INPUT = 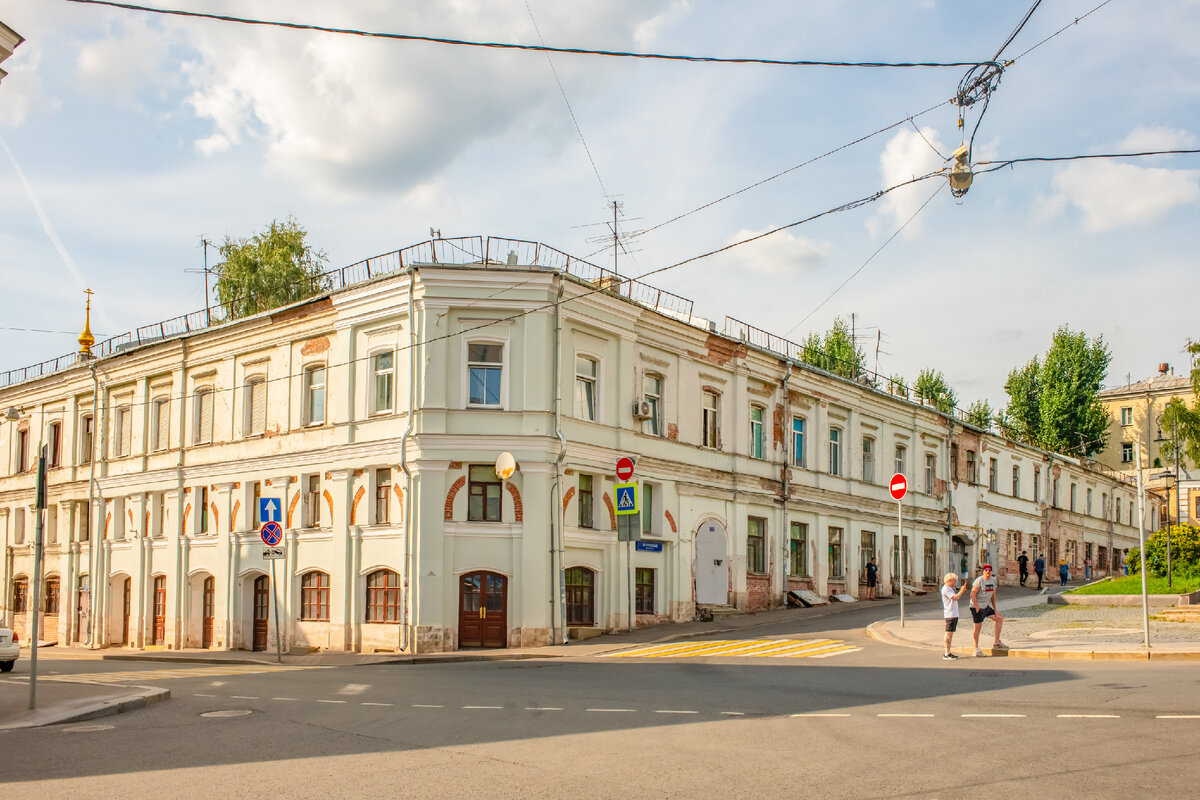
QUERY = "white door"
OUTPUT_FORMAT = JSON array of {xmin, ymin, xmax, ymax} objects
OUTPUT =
[{"xmin": 695, "ymin": 522, "xmax": 729, "ymax": 605}]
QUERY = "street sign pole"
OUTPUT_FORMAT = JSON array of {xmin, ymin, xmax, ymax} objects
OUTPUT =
[
  {"xmin": 628, "ymin": 539, "xmax": 634, "ymax": 633},
  {"xmin": 270, "ymin": 557, "xmax": 283, "ymax": 664},
  {"xmin": 29, "ymin": 446, "xmax": 46, "ymax": 710},
  {"xmin": 898, "ymin": 496, "xmax": 904, "ymax": 628},
  {"xmin": 613, "ymin": 468, "xmax": 640, "ymax": 632},
  {"xmin": 1135, "ymin": 441, "xmax": 1150, "ymax": 649}
]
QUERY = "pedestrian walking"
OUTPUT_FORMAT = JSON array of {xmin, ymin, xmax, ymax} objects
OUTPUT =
[
  {"xmin": 1059, "ymin": 558, "xmax": 1069, "ymax": 586},
  {"xmin": 942, "ymin": 573, "xmax": 967, "ymax": 660},
  {"xmin": 1084, "ymin": 556, "xmax": 1092, "ymax": 582},
  {"xmin": 1017, "ymin": 550, "xmax": 1029, "ymax": 587},
  {"xmin": 970, "ymin": 564, "xmax": 1006, "ymax": 656},
  {"xmin": 1034, "ymin": 554, "xmax": 1045, "ymax": 589},
  {"xmin": 865, "ymin": 557, "xmax": 878, "ymax": 600}
]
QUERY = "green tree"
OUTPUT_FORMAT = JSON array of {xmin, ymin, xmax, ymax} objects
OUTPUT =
[
  {"xmin": 914, "ymin": 368, "xmax": 957, "ymax": 414},
  {"xmin": 964, "ymin": 399, "xmax": 994, "ymax": 429},
  {"xmin": 1157, "ymin": 396, "xmax": 1200, "ymax": 469},
  {"xmin": 215, "ymin": 217, "xmax": 330, "ymax": 320},
  {"xmin": 799, "ymin": 317, "xmax": 866, "ymax": 381},
  {"xmin": 887, "ymin": 373, "xmax": 909, "ymax": 398},
  {"xmin": 1125, "ymin": 524, "xmax": 1200, "ymax": 577},
  {"xmin": 1001, "ymin": 326, "xmax": 1112, "ymax": 457}
]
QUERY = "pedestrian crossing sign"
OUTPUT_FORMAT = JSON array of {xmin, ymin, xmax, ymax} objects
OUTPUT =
[{"xmin": 614, "ymin": 482, "xmax": 639, "ymax": 515}]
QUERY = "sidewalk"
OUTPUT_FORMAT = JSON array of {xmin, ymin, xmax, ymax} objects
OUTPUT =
[
  {"xmin": 0, "ymin": 677, "xmax": 169, "ymax": 730},
  {"xmin": 868, "ymin": 588, "xmax": 1200, "ymax": 661}
]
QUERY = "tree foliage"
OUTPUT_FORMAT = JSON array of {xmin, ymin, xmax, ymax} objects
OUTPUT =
[
  {"xmin": 914, "ymin": 368, "xmax": 957, "ymax": 414},
  {"xmin": 1001, "ymin": 326, "xmax": 1112, "ymax": 458},
  {"xmin": 215, "ymin": 217, "xmax": 330, "ymax": 320},
  {"xmin": 1124, "ymin": 524, "xmax": 1200, "ymax": 577},
  {"xmin": 964, "ymin": 399, "xmax": 994, "ymax": 429},
  {"xmin": 1157, "ymin": 396, "xmax": 1200, "ymax": 469},
  {"xmin": 799, "ymin": 317, "xmax": 866, "ymax": 381}
]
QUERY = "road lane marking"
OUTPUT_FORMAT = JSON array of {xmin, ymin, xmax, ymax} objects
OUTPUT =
[
  {"xmin": 525, "ymin": 707, "xmax": 563, "ymax": 711},
  {"xmin": 802, "ymin": 646, "xmax": 862, "ymax": 659},
  {"xmin": 655, "ymin": 710, "xmax": 699, "ymax": 714},
  {"xmin": 878, "ymin": 713, "xmax": 935, "ymax": 717},
  {"xmin": 791, "ymin": 713, "xmax": 851, "ymax": 717},
  {"xmin": 412, "ymin": 704, "xmax": 443, "ymax": 708},
  {"xmin": 1057, "ymin": 714, "xmax": 1119, "ymax": 718},
  {"xmin": 361, "ymin": 702, "xmax": 393, "ymax": 707},
  {"xmin": 1157, "ymin": 715, "xmax": 1200, "ymax": 719},
  {"xmin": 193, "ymin": 693, "xmax": 216, "ymax": 697},
  {"xmin": 231, "ymin": 695, "xmax": 259, "ymax": 700},
  {"xmin": 44, "ymin": 664, "xmax": 325, "ymax": 684},
  {"xmin": 272, "ymin": 697, "xmax": 296, "ymax": 701},
  {"xmin": 962, "ymin": 714, "xmax": 1026, "ymax": 718},
  {"xmin": 462, "ymin": 706, "xmax": 503, "ymax": 710},
  {"xmin": 587, "ymin": 708, "xmax": 636, "ymax": 712},
  {"xmin": 317, "ymin": 699, "xmax": 347, "ymax": 704},
  {"xmin": 721, "ymin": 712, "xmax": 746, "ymax": 716}
]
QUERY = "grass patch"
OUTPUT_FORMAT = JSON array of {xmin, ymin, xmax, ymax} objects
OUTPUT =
[{"xmin": 1066, "ymin": 574, "xmax": 1200, "ymax": 595}]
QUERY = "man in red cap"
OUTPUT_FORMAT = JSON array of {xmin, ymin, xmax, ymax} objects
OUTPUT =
[{"xmin": 970, "ymin": 563, "xmax": 1006, "ymax": 656}]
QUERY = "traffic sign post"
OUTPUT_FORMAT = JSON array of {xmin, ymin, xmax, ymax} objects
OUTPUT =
[
  {"xmin": 615, "ymin": 466, "xmax": 640, "ymax": 632},
  {"xmin": 259, "ymin": 512, "xmax": 285, "ymax": 663},
  {"xmin": 890, "ymin": 473, "xmax": 907, "ymax": 627}
]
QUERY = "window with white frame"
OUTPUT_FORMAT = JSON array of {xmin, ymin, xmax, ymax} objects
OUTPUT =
[
  {"xmin": 894, "ymin": 444, "xmax": 907, "ymax": 477},
  {"xmin": 989, "ymin": 458, "xmax": 998, "ymax": 492},
  {"xmin": 80, "ymin": 413, "xmax": 94, "ymax": 465},
  {"xmin": 862, "ymin": 437, "xmax": 875, "ymax": 483},
  {"xmin": 197, "ymin": 485, "xmax": 209, "ymax": 534},
  {"xmin": 1035, "ymin": 466, "xmax": 1042, "ymax": 502},
  {"xmin": 828, "ymin": 527, "xmax": 844, "ymax": 579},
  {"xmin": 701, "ymin": 391, "xmax": 720, "ymax": 449},
  {"xmin": 642, "ymin": 482, "xmax": 657, "ymax": 535},
  {"xmin": 47, "ymin": 422, "xmax": 62, "ymax": 468},
  {"xmin": 244, "ymin": 377, "xmax": 266, "ymax": 437},
  {"xmin": 578, "ymin": 474, "xmax": 594, "ymax": 529},
  {"xmin": 925, "ymin": 453, "xmax": 936, "ymax": 494},
  {"xmin": 114, "ymin": 404, "xmax": 132, "ymax": 457},
  {"xmin": 574, "ymin": 355, "xmax": 598, "ymax": 421},
  {"xmin": 1086, "ymin": 488, "xmax": 1093, "ymax": 516},
  {"xmin": 1120, "ymin": 406, "xmax": 1132, "ymax": 426},
  {"xmin": 304, "ymin": 474, "xmax": 322, "ymax": 528},
  {"xmin": 1121, "ymin": 442, "xmax": 1133, "ymax": 463},
  {"xmin": 375, "ymin": 468, "xmax": 391, "ymax": 525},
  {"xmin": 1070, "ymin": 482, "xmax": 1076, "ymax": 512},
  {"xmin": 193, "ymin": 387, "xmax": 214, "ymax": 445},
  {"xmin": 792, "ymin": 417, "xmax": 805, "ymax": 467},
  {"xmin": 966, "ymin": 450, "xmax": 977, "ymax": 484},
  {"xmin": 828, "ymin": 427, "xmax": 841, "ymax": 475},
  {"xmin": 789, "ymin": 522, "xmax": 807, "ymax": 576},
  {"xmin": 1012, "ymin": 465, "xmax": 1020, "ymax": 497},
  {"xmin": 372, "ymin": 351, "xmax": 394, "ymax": 414},
  {"xmin": 467, "ymin": 343, "xmax": 503, "ymax": 407},
  {"xmin": 642, "ymin": 374, "xmax": 662, "ymax": 436},
  {"xmin": 749, "ymin": 405, "xmax": 764, "ymax": 459},
  {"xmin": 152, "ymin": 398, "xmax": 170, "ymax": 451},
  {"xmin": 747, "ymin": 517, "xmax": 766, "ymax": 574},
  {"xmin": 305, "ymin": 366, "xmax": 326, "ymax": 425}
]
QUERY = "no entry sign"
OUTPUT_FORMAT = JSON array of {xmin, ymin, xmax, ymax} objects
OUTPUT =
[
  {"xmin": 616, "ymin": 456, "xmax": 635, "ymax": 482},
  {"xmin": 889, "ymin": 473, "xmax": 907, "ymax": 501}
]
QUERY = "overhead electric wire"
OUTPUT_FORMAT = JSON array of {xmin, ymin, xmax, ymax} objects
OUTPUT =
[
  {"xmin": 1007, "ymin": 0, "xmax": 1115, "ymax": 64},
  {"xmin": 974, "ymin": 148, "xmax": 1200, "ymax": 172},
  {"xmin": 991, "ymin": 0, "xmax": 1044, "ymax": 62},
  {"xmin": 65, "ymin": 0, "xmax": 992, "ymax": 69}
]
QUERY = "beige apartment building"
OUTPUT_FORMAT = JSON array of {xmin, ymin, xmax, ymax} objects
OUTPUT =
[{"xmin": 0, "ymin": 236, "xmax": 1147, "ymax": 654}]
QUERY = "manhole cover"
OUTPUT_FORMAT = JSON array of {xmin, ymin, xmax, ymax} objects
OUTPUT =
[
  {"xmin": 62, "ymin": 724, "xmax": 115, "ymax": 732},
  {"xmin": 201, "ymin": 710, "xmax": 253, "ymax": 718}
]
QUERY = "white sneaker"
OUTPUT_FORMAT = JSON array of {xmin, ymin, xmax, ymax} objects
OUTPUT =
[
  {"xmin": 974, "ymin": 648, "xmax": 985, "ymax": 657},
  {"xmin": 993, "ymin": 640, "xmax": 1009, "ymax": 649}
]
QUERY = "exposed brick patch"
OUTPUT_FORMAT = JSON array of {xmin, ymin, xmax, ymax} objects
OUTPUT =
[
  {"xmin": 322, "ymin": 489, "xmax": 333, "ymax": 522},
  {"xmin": 287, "ymin": 491, "xmax": 301, "ymax": 528},
  {"xmin": 703, "ymin": 333, "xmax": 747, "ymax": 366},
  {"xmin": 667, "ymin": 422, "xmax": 678, "ymax": 441},
  {"xmin": 773, "ymin": 403, "xmax": 785, "ymax": 450},
  {"xmin": 350, "ymin": 485, "xmax": 366, "ymax": 525},
  {"xmin": 448, "ymin": 461, "xmax": 463, "ymax": 470},
  {"xmin": 505, "ymin": 481, "xmax": 523, "ymax": 522},
  {"xmin": 664, "ymin": 509, "xmax": 677, "ymax": 533},
  {"xmin": 562, "ymin": 485, "xmax": 576, "ymax": 513},
  {"xmin": 746, "ymin": 574, "xmax": 771, "ymax": 612},
  {"xmin": 300, "ymin": 336, "xmax": 330, "ymax": 356},
  {"xmin": 183, "ymin": 504, "xmax": 191, "ymax": 531},
  {"xmin": 602, "ymin": 493, "xmax": 616, "ymax": 529},
  {"xmin": 445, "ymin": 475, "xmax": 467, "ymax": 520},
  {"xmin": 231, "ymin": 501, "xmax": 241, "ymax": 530}
]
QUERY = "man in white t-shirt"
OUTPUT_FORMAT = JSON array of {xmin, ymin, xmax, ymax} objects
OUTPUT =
[
  {"xmin": 970, "ymin": 564, "xmax": 1006, "ymax": 656},
  {"xmin": 941, "ymin": 572, "xmax": 967, "ymax": 660}
]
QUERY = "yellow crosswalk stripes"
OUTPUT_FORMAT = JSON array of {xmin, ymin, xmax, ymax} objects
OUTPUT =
[
  {"xmin": 45, "ymin": 664, "xmax": 325, "ymax": 684},
  {"xmin": 602, "ymin": 638, "xmax": 861, "ymax": 660}
]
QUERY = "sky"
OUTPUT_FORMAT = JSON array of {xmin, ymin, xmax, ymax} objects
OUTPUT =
[{"xmin": 0, "ymin": 0, "xmax": 1198, "ymax": 412}]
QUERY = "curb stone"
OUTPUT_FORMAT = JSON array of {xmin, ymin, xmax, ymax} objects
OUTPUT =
[{"xmin": 0, "ymin": 685, "xmax": 171, "ymax": 730}]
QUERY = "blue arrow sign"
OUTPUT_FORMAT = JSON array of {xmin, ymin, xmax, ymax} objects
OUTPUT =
[{"xmin": 259, "ymin": 497, "xmax": 282, "ymax": 524}]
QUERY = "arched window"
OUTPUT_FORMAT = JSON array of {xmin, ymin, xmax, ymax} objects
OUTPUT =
[
  {"xmin": 565, "ymin": 567, "xmax": 595, "ymax": 626},
  {"xmin": 300, "ymin": 571, "xmax": 330, "ymax": 621},
  {"xmin": 43, "ymin": 577, "xmax": 60, "ymax": 614},
  {"xmin": 365, "ymin": 569, "xmax": 401, "ymax": 623},
  {"xmin": 12, "ymin": 577, "xmax": 29, "ymax": 613}
]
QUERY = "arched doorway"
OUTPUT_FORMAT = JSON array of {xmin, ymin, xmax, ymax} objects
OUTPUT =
[
  {"xmin": 252, "ymin": 576, "xmax": 270, "ymax": 651},
  {"xmin": 151, "ymin": 576, "xmax": 166, "ymax": 646},
  {"xmin": 695, "ymin": 521, "xmax": 728, "ymax": 605},
  {"xmin": 202, "ymin": 576, "xmax": 215, "ymax": 648},
  {"xmin": 459, "ymin": 571, "xmax": 507, "ymax": 649}
]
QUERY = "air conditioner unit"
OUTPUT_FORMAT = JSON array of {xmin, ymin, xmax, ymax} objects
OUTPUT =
[{"xmin": 632, "ymin": 400, "xmax": 652, "ymax": 419}]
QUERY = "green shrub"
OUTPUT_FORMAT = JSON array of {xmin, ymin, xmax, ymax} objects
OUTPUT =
[{"xmin": 1124, "ymin": 524, "xmax": 1200, "ymax": 577}]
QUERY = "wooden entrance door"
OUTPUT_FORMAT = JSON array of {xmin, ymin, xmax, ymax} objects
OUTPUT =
[
  {"xmin": 121, "ymin": 577, "xmax": 131, "ymax": 645},
  {"xmin": 202, "ymin": 577, "xmax": 215, "ymax": 648},
  {"xmin": 458, "ymin": 571, "xmax": 507, "ymax": 649},
  {"xmin": 252, "ymin": 576, "xmax": 270, "ymax": 651},
  {"xmin": 152, "ymin": 576, "xmax": 166, "ymax": 645}
]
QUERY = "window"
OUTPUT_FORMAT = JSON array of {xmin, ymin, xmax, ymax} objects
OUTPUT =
[
  {"xmin": 828, "ymin": 428, "xmax": 841, "ymax": 475},
  {"xmin": 152, "ymin": 398, "xmax": 171, "ymax": 450},
  {"xmin": 1070, "ymin": 483, "xmax": 1077, "ymax": 512},
  {"xmin": 13, "ymin": 508, "xmax": 24, "ymax": 544},
  {"xmin": 574, "ymin": 356, "xmax": 598, "ymax": 421},
  {"xmin": 44, "ymin": 577, "xmax": 60, "ymax": 614},
  {"xmin": 1116, "ymin": 497, "xmax": 1121, "ymax": 524},
  {"xmin": 468, "ymin": 465, "xmax": 501, "ymax": 522},
  {"xmin": 749, "ymin": 406, "xmax": 764, "ymax": 459},
  {"xmin": 791, "ymin": 417, "xmax": 805, "ymax": 467},
  {"xmin": 989, "ymin": 458, "xmax": 998, "ymax": 492},
  {"xmin": 828, "ymin": 527, "xmax": 844, "ymax": 579},
  {"xmin": 635, "ymin": 568, "xmax": 655, "ymax": 614},
  {"xmin": 1196, "ymin": 497, "xmax": 1200, "ymax": 520},
  {"xmin": 114, "ymin": 405, "xmax": 132, "ymax": 457},
  {"xmin": 1034, "ymin": 467, "xmax": 1042, "ymax": 502},
  {"xmin": 789, "ymin": 522, "xmax": 808, "ymax": 576},
  {"xmin": 467, "ymin": 343, "xmax": 503, "ymax": 407},
  {"xmin": 925, "ymin": 454, "xmax": 936, "ymax": 494},
  {"xmin": 894, "ymin": 445, "xmax": 906, "ymax": 477},
  {"xmin": 375, "ymin": 469, "xmax": 391, "ymax": 525},
  {"xmin": 193, "ymin": 388, "xmax": 214, "ymax": 445},
  {"xmin": 80, "ymin": 501, "xmax": 90, "ymax": 542},
  {"xmin": 304, "ymin": 475, "xmax": 322, "ymax": 528},
  {"xmin": 951, "ymin": 443, "xmax": 959, "ymax": 481},
  {"xmin": 154, "ymin": 493, "xmax": 165, "ymax": 538},
  {"xmin": 12, "ymin": 578, "xmax": 28, "ymax": 613},
  {"xmin": 565, "ymin": 567, "xmax": 595, "ymax": 625},
  {"xmin": 198, "ymin": 486, "xmax": 209, "ymax": 534},
  {"xmin": 862, "ymin": 437, "xmax": 875, "ymax": 483},
  {"xmin": 80, "ymin": 414, "xmax": 94, "ymax": 464},
  {"xmin": 48, "ymin": 422, "xmax": 62, "ymax": 468},
  {"xmin": 747, "ymin": 517, "xmax": 766, "ymax": 574},
  {"xmin": 1086, "ymin": 488, "xmax": 1093, "ymax": 516},
  {"xmin": 923, "ymin": 539, "xmax": 937, "ymax": 583},
  {"xmin": 300, "ymin": 571, "xmax": 330, "ymax": 621},
  {"xmin": 244, "ymin": 378, "xmax": 266, "ymax": 436},
  {"xmin": 365, "ymin": 569, "xmax": 401, "ymax": 623},
  {"xmin": 1102, "ymin": 493, "xmax": 1108, "ymax": 518},
  {"xmin": 1121, "ymin": 443, "xmax": 1133, "ymax": 463},
  {"xmin": 372, "ymin": 351, "xmax": 394, "ymax": 414},
  {"xmin": 966, "ymin": 450, "xmax": 977, "ymax": 484},
  {"xmin": 1013, "ymin": 465, "xmax": 1021, "ymax": 498},
  {"xmin": 305, "ymin": 366, "xmax": 326, "ymax": 425},
  {"xmin": 701, "ymin": 392, "xmax": 720, "ymax": 449},
  {"xmin": 15, "ymin": 427, "xmax": 28, "ymax": 473},
  {"xmin": 642, "ymin": 374, "xmax": 662, "ymax": 436},
  {"xmin": 893, "ymin": 534, "xmax": 909, "ymax": 581},
  {"xmin": 1052, "ymin": 478, "xmax": 1059, "ymax": 507},
  {"xmin": 252, "ymin": 481, "xmax": 263, "ymax": 526},
  {"xmin": 578, "ymin": 474, "xmax": 594, "ymax": 529},
  {"xmin": 860, "ymin": 531, "xmax": 876, "ymax": 574},
  {"xmin": 1120, "ymin": 407, "xmax": 1132, "ymax": 426},
  {"xmin": 642, "ymin": 483, "xmax": 655, "ymax": 535}
]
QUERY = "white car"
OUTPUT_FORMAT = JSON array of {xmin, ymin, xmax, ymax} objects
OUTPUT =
[{"xmin": 0, "ymin": 626, "xmax": 18, "ymax": 672}]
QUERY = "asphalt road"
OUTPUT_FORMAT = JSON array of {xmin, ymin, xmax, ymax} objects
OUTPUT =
[{"xmin": 2, "ymin": 596, "xmax": 1196, "ymax": 799}]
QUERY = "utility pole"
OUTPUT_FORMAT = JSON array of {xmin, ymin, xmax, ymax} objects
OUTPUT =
[{"xmin": 29, "ymin": 444, "xmax": 47, "ymax": 710}]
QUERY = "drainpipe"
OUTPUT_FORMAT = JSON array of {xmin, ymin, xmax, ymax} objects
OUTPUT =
[
  {"xmin": 551, "ymin": 275, "xmax": 567, "ymax": 644},
  {"xmin": 779, "ymin": 359, "xmax": 792, "ymax": 604},
  {"xmin": 86, "ymin": 361, "xmax": 100, "ymax": 647},
  {"xmin": 399, "ymin": 266, "xmax": 418, "ymax": 652},
  {"xmin": 93, "ymin": 366, "xmax": 111, "ymax": 646}
]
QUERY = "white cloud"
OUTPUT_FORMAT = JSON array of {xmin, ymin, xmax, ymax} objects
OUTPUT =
[
  {"xmin": 0, "ymin": 43, "xmax": 58, "ymax": 128},
  {"xmin": 867, "ymin": 126, "xmax": 947, "ymax": 238},
  {"xmin": 75, "ymin": 17, "xmax": 173, "ymax": 102},
  {"xmin": 719, "ymin": 228, "xmax": 831, "ymax": 275},
  {"xmin": 1040, "ymin": 161, "xmax": 1200, "ymax": 232},
  {"xmin": 1120, "ymin": 125, "xmax": 1197, "ymax": 152}
]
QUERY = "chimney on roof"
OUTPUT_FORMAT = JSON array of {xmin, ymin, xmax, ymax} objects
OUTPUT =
[{"xmin": 1158, "ymin": 363, "xmax": 1169, "ymax": 376}]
